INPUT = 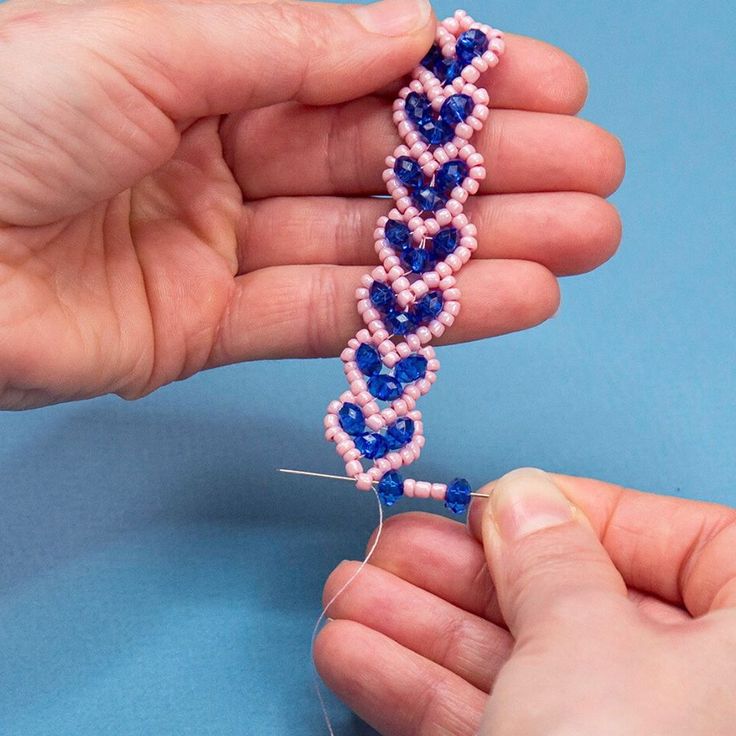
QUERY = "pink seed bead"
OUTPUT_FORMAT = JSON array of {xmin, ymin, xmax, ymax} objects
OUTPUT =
[
  {"xmin": 387, "ymin": 452, "xmax": 403, "ymax": 470},
  {"xmin": 346, "ymin": 369, "xmax": 362, "ymax": 383},
  {"xmin": 325, "ymin": 426, "xmax": 340, "ymax": 441},
  {"xmin": 396, "ymin": 196, "xmax": 412, "ymax": 212},
  {"xmin": 424, "ymin": 271, "xmax": 441, "ymax": 288},
  {"xmin": 417, "ymin": 379, "xmax": 432, "ymax": 394},
  {"xmin": 407, "ymin": 334, "xmax": 421, "ymax": 351},
  {"xmin": 327, "ymin": 400, "xmax": 342, "ymax": 415},
  {"xmin": 357, "ymin": 329, "xmax": 372, "ymax": 343},
  {"xmin": 461, "ymin": 223, "xmax": 478, "ymax": 237},
  {"xmin": 466, "ymin": 152, "xmax": 484, "ymax": 167},
  {"xmin": 446, "ymin": 199, "xmax": 463, "ymax": 216},
  {"xmin": 393, "ymin": 399, "xmax": 408, "ymax": 415},
  {"xmin": 414, "ymin": 434, "xmax": 426, "ymax": 448},
  {"xmin": 381, "ymin": 408, "xmax": 398, "ymax": 424},
  {"xmin": 404, "ymin": 384, "xmax": 421, "ymax": 401},
  {"xmin": 426, "ymin": 371, "xmax": 437, "ymax": 384},
  {"xmin": 443, "ymin": 287, "xmax": 461, "ymax": 300},
  {"xmin": 355, "ymin": 474, "xmax": 373, "ymax": 491},
  {"xmin": 414, "ymin": 481, "xmax": 432, "ymax": 499},
  {"xmin": 439, "ymin": 275, "xmax": 456, "ymax": 290},
  {"xmin": 368, "ymin": 466, "xmax": 383, "ymax": 481},
  {"xmin": 397, "ymin": 342, "xmax": 412, "ymax": 358},
  {"xmin": 344, "ymin": 448, "xmax": 361, "ymax": 462},
  {"xmin": 470, "ymin": 166, "xmax": 487, "ymax": 179},
  {"xmin": 436, "ymin": 262, "xmax": 452, "ymax": 278},
  {"xmin": 364, "ymin": 401, "xmax": 380, "ymax": 415},
  {"xmin": 324, "ymin": 414, "xmax": 339, "ymax": 429},
  {"xmin": 456, "ymin": 122, "xmax": 473, "ymax": 139},
  {"xmin": 429, "ymin": 320, "xmax": 445, "ymax": 338},
  {"xmin": 427, "ymin": 359, "xmax": 440, "ymax": 371},
  {"xmin": 460, "ymin": 236, "xmax": 477, "ymax": 251},
  {"xmin": 434, "ymin": 148, "xmax": 450, "ymax": 165},
  {"xmin": 354, "ymin": 390, "xmax": 372, "ymax": 406},
  {"xmin": 366, "ymin": 414, "xmax": 385, "ymax": 431},
  {"xmin": 451, "ymin": 187, "xmax": 469, "ymax": 203},
  {"xmin": 456, "ymin": 246, "xmax": 471, "ymax": 264},
  {"xmin": 388, "ymin": 265, "xmax": 405, "ymax": 281},
  {"xmin": 345, "ymin": 460, "xmax": 363, "ymax": 477},
  {"xmin": 371, "ymin": 267, "xmax": 387, "ymax": 282},
  {"xmin": 383, "ymin": 255, "xmax": 401, "ymax": 269},
  {"xmin": 403, "ymin": 478, "xmax": 416, "ymax": 497},
  {"xmin": 431, "ymin": 483, "xmax": 447, "ymax": 500},
  {"xmin": 407, "ymin": 215, "xmax": 425, "ymax": 231},
  {"xmin": 355, "ymin": 287, "xmax": 369, "ymax": 300},
  {"xmin": 336, "ymin": 440, "xmax": 354, "ymax": 455},
  {"xmin": 414, "ymin": 420, "xmax": 424, "ymax": 434},
  {"xmin": 392, "ymin": 277, "xmax": 411, "ymax": 293},
  {"xmin": 404, "ymin": 396, "xmax": 416, "ymax": 411},
  {"xmin": 421, "ymin": 345, "xmax": 435, "ymax": 359},
  {"xmin": 383, "ymin": 351, "xmax": 400, "ymax": 369},
  {"xmin": 443, "ymin": 300, "xmax": 461, "ymax": 317},
  {"xmin": 412, "ymin": 280, "xmax": 429, "ymax": 299},
  {"xmin": 375, "ymin": 458, "xmax": 391, "ymax": 473},
  {"xmin": 368, "ymin": 319, "xmax": 384, "ymax": 333},
  {"xmin": 438, "ymin": 312, "xmax": 455, "ymax": 328},
  {"xmin": 373, "ymin": 329, "xmax": 390, "ymax": 344},
  {"xmin": 446, "ymin": 254, "xmax": 463, "ymax": 272},
  {"xmin": 400, "ymin": 447, "xmax": 415, "ymax": 464},
  {"xmin": 453, "ymin": 214, "xmax": 469, "ymax": 229},
  {"xmin": 417, "ymin": 326, "xmax": 433, "ymax": 344},
  {"xmin": 463, "ymin": 179, "xmax": 480, "ymax": 195},
  {"xmin": 362, "ymin": 308, "xmax": 380, "ymax": 323},
  {"xmin": 436, "ymin": 209, "xmax": 453, "ymax": 226},
  {"xmin": 425, "ymin": 219, "xmax": 441, "ymax": 236},
  {"xmin": 339, "ymin": 392, "xmax": 352, "ymax": 404},
  {"xmin": 378, "ymin": 339, "xmax": 396, "ymax": 355}
]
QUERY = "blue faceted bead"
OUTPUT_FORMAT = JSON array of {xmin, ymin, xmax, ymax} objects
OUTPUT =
[
  {"xmin": 436, "ymin": 160, "xmax": 469, "ymax": 194},
  {"xmin": 385, "ymin": 418, "xmax": 415, "ymax": 450},
  {"xmin": 356, "ymin": 343, "xmax": 382, "ymax": 377},
  {"xmin": 395, "ymin": 355, "xmax": 428, "ymax": 383},
  {"xmin": 413, "ymin": 185, "xmax": 446, "ymax": 213},
  {"xmin": 414, "ymin": 291, "xmax": 444, "ymax": 322},
  {"xmin": 402, "ymin": 247, "xmax": 432, "ymax": 274},
  {"xmin": 370, "ymin": 281, "xmax": 395, "ymax": 310},
  {"xmin": 445, "ymin": 477, "xmax": 472, "ymax": 514},
  {"xmin": 440, "ymin": 94, "xmax": 474, "ymax": 126},
  {"xmin": 355, "ymin": 432, "xmax": 389, "ymax": 460},
  {"xmin": 421, "ymin": 44, "xmax": 443, "ymax": 74},
  {"xmin": 456, "ymin": 29, "xmax": 489, "ymax": 65},
  {"xmin": 385, "ymin": 219, "xmax": 411, "ymax": 248},
  {"xmin": 433, "ymin": 227, "xmax": 458, "ymax": 257},
  {"xmin": 385, "ymin": 309, "xmax": 417, "ymax": 336},
  {"xmin": 404, "ymin": 92, "xmax": 431, "ymax": 124},
  {"xmin": 436, "ymin": 58, "xmax": 464, "ymax": 84},
  {"xmin": 338, "ymin": 402, "xmax": 366, "ymax": 437},
  {"xmin": 394, "ymin": 156, "xmax": 424, "ymax": 189},
  {"xmin": 377, "ymin": 470, "xmax": 404, "ymax": 507},
  {"xmin": 368, "ymin": 374, "xmax": 403, "ymax": 401},
  {"xmin": 417, "ymin": 118, "xmax": 453, "ymax": 146}
]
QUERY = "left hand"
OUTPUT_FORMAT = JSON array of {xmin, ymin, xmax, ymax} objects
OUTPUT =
[{"xmin": 315, "ymin": 469, "xmax": 736, "ymax": 735}]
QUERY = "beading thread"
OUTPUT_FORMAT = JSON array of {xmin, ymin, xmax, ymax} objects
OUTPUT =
[{"xmin": 323, "ymin": 10, "xmax": 504, "ymax": 515}]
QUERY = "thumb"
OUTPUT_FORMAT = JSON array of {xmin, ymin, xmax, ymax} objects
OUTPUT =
[
  {"xmin": 0, "ymin": 0, "xmax": 434, "ymax": 225},
  {"xmin": 481, "ymin": 468, "xmax": 628, "ymax": 637}
]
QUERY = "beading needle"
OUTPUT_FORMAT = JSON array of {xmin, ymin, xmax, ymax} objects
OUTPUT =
[{"xmin": 278, "ymin": 468, "xmax": 491, "ymax": 498}]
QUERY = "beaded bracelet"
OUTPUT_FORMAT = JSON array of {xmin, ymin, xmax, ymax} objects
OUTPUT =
[{"xmin": 294, "ymin": 11, "xmax": 503, "ymax": 515}]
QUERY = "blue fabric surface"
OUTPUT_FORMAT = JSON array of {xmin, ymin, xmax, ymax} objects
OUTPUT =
[{"xmin": 1, "ymin": 1, "xmax": 734, "ymax": 734}]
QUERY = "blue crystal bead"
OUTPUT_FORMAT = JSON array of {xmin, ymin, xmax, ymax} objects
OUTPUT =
[
  {"xmin": 355, "ymin": 432, "xmax": 389, "ymax": 460},
  {"xmin": 404, "ymin": 92, "xmax": 431, "ymax": 124},
  {"xmin": 421, "ymin": 44, "xmax": 443, "ymax": 75},
  {"xmin": 456, "ymin": 29, "xmax": 489, "ymax": 65},
  {"xmin": 385, "ymin": 309, "xmax": 417, "ymax": 336},
  {"xmin": 402, "ymin": 247, "xmax": 432, "ymax": 274},
  {"xmin": 440, "ymin": 94, "xmax": 474, "ymax": 126},
  {"xmin": 369, "ymin": 281, "xmax": 394, "ymax": 310},
  {"xmin": 433, "ymin": 227, "xmax": 458, "ymax": 257},
  {"xmin": 436, "ymin": 58, "xmax": 464, "ymax": 84},
  {"xmin": 394, "ymin": 156, "xmax": 424, "ymax": 189},
  {"xmin": 368, "ymin": 374, "xmax": 403, "ymax": 401},
  {"xmin": 436, "ymin": 160, "xmax": 469, "ymax": 194},
  {"xmin": 414, "ymin": 291, "xmax": 444, "ymax": 322},
  {"xmin": 385, "ymin": 418, "xmax": 415, "ymax": 450},
  {"xmin": 417, "ymin": 118, "xmax": 453, "ymax": 146},
  {"xmin": 338, "ymin": 402, "xmax": 365, "ymax": 437},
  {"xmin": 377, "ymin": 470, "xmax": 404, "ymax": 507},
  {"xmin": 413, "ymin": 185, "xmax": 446, "ymax": 213},
  {"xmin": 355, "ymin": 343, "xmax": 382, "ymax": 377},
  {"xmin": 445, "ymin": 477, "xmax": 472, "ymax": 514},
  {"xmin": 385, "ymin": 219, "xmax": 411, "ymax": 249},
  {"xmin": 395, "ymin": 355, "xmax": 428, "ymax": 383}
]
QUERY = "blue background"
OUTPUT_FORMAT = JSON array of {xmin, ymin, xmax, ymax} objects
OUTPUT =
[{"xmin": 1, "ymin": 0, "xmax": 735, "ymax": 734}]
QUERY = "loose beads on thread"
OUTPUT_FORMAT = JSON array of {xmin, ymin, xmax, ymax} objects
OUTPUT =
[{"xmin": 323, "ymin": 11, "xmax": 504, "ymax": 515}]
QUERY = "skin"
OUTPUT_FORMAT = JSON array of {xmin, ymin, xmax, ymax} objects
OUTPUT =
[
  {"xmin": 0, "ymin": 0, "xmax": 624, "ymax": 409},
  {"xmin": 316, "ymin": 469, "xmax": 736, "ymax": 735}
]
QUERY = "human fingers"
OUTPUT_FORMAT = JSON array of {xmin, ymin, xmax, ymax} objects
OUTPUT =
[
  {"xmin": 207, "ymin": 259, "xmax": 559, "ymax": 364},
  {"xmin": 237, "ymin": 191, "xmax": 621, "ymax": 276}
]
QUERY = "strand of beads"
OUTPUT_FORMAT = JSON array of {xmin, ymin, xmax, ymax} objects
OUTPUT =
[{"xmin": 323, "ymin": 10, "xmax": 504, "ymax": 515}]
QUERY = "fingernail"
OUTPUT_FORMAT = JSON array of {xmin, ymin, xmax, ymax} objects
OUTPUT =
[
  {"xmin": 489, "ymin": 468, "xmax": 573, "ymax": 542},
  {"xmin": 352, "ymin": 0, "xmax": 431, "ymax": 37}
]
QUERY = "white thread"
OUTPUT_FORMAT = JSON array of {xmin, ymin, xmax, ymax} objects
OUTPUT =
[{"xmin": 310, "ymin": 487, "xmax": 384, "ymax": 735}]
